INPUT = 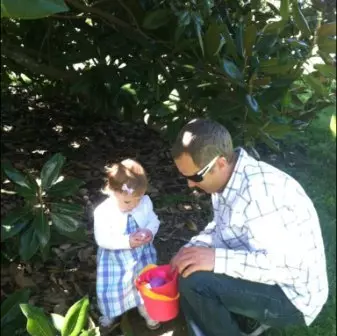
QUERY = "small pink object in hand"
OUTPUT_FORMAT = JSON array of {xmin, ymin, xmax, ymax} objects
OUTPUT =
[{"xmin": 149, "ymin": 276, "xmax": 167, "ymax": 288}]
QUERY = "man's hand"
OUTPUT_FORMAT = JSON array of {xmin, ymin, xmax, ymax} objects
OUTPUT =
[{"xmin": 170, "ymin": 246, "xmax": 215, "ymax": 278}]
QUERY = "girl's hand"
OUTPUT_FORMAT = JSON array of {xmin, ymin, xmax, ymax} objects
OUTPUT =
[
  {"xmin": 136, "ymin": 229, "xmax": 153, "ymax": 244},
  {"xmin": 129, "ymin": 232, "xmax": 144, "ymax": 248}
]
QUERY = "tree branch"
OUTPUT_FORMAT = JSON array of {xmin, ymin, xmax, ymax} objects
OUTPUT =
[{"xmin": 2, "ymin": 44, "xmax": 77, "ymax": 82}]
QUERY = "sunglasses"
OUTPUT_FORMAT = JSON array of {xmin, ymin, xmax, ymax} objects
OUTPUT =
[{"xmin": 182, "ymin": 156, "xmax": 220, "ymax": 182}]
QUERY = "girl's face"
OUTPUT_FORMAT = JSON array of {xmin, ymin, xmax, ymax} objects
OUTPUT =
[{"xmin": 113, "ymin": 191, "xmax": 143, "ymax": 212}]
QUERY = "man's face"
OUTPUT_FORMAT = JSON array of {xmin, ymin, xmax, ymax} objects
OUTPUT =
[{"xmin": 174, "ymin": 153, "xmax": 227, "ymax": 194}]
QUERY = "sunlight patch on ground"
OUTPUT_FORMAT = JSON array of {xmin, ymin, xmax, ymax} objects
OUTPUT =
[{"xmin": 330, "ymin": 113, "xmax": 336, "ymax": 137}]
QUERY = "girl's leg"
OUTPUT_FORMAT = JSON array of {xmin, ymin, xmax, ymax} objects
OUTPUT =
[{"xmin": 137, "ymin": 305, "xmax": 161, "ymax": 330}]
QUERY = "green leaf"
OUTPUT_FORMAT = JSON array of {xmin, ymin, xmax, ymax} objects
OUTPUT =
[
  {"xmin": 80, "ymin": 328, "xmax": 100, "ymax": 336},
  {"xmin": 259, "ymin": 59, "xmax": 298, "ymax": 74},
  {"xmin": 20, "ymin": 303, "xmax": 55, "ymax": 336},
  {"xmin": 1, "ymin": 207, "xmax": 33, "ymax": 242},
  {"xmin": 235, "ymin": 23, "xmax": 244, "ymax": 58},
  {"xmin": 262, "ymin": 123, "xmax": 292, "ymax": 138},
  {"xmin": 194, "ymin": 16, "xmax": 205, "ymax": 57},
  {"xmin": 258, "ymin": 131, "xmax": 280, "ymax": 152},
  {"xmin": 257, "ymin": 86, "xmax": 290, "ymax": 106},
  {"xmin": 50, "ymin": 313, "xmax": 65, "ymax": 332},
  {"xmin": 61, "ymin": 296, "xmax": 89, "ymax": 336},
  {"xmin": 204, "ymin": 22, "xmax": 223, "ymax": 61},
  {"xmin": 291, "ymin": 0, "xmax": 311, "ymax": 38},
  {"xmin": 40, "ymin": 240, "xmax": 51, "ymax": 262},
  {"xmin": 2, "ymin": 161, "xmax": 33, "ymax": 190},
  {"xmin": 1, "ymin": 289, "xmax": 30, "ymax": 326},
  {"xmin": 318, "ymin": 38, "xmax": 337, "ymax": 53},
  {"xmin": 318, "ymin": 22, "xmax": 336, "ymax": 37},
  {"xmin": 314, "ymin": 64, "xmax": 336, "ymax": 79},
  {"xmin": 52, "ymin": 226, "xmax": 87, "ymax": 242},
  {"xmin": 50, "ymin": 212, "xmax": 81, "ymax": 233},
  {"xmin": 142, "ymin": 9, "xmax": 171, "ymax": 30},
  {"xmin": 1, "ymin": 0, "xmax": 69, "ymax": 19},
  {"xmin": 245, "ymin": 95, "xmax": 260, "ymax": 113},
  {"xmin": 255, "ymin": 34, "xmax": 278, "ymax": 54},
  {"xmin": 222, "ymin": 23, "xmax": 238, "ymax": 60},
  {"xmin": 263, "ymin": 20, "xmax": 286, "ymax": 34},
  {"xmin": 244, "ymin": 24, "xmax": 257, "ymax": 58},
  {"xmin": 40, "ymin": 153, "xmax": 66, "ymax": 191},
  {"xmin": 50, "ymin": 203, "xmax": 83, "ymax": 216},
  {"xmin": 222, "ymin": 59, "xmax": 243, "ymax": 83},
  {"xmin": 32, "ymin": 208, "xmax": 50, "ymax": 247},
  {"xmin": 19, "ymin": 226, "xmax": 40, "ymax": 261},
  {"xmin": 48, "ymin": 178, "xmax": 84, "ymax": 197},
  {"xmin": 280, "ymin": 0, "xmax": 289, "ymax": 21},
  {"xmin": 148, "ymin": 103, "xmax": 173, "ymax": 117},
  {"xmin": 303, "ymin": 74, "xmax": 327, "ymax": 97}
]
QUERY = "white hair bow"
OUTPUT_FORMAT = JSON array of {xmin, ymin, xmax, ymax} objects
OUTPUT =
[{"xmin": 122, "ymin": 184, "xmax": 134, "ymax": 195}]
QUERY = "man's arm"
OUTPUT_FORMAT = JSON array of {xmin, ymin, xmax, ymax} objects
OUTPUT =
[{"xmin": 214, "ymin": 197, "xmax": 310, "ymax": 286}]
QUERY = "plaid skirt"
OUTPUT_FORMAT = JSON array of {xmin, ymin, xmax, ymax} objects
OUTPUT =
[{"xmin": 96, "ymin": 215, "xmax": 157, "ymax": 319}]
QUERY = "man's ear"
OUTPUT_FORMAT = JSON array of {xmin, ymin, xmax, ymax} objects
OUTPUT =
[{"xmin": 217, "ymin": 157, "xmax": 227, "ymax": 169}]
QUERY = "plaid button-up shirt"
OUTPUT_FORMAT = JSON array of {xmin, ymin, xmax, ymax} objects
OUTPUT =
[{"xmin": 186, "ymin": 148, "xmax": 329, "ymax": 326}]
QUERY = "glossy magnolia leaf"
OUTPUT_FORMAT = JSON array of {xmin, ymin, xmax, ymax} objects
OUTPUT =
[
  {"xmin": 19, "ymin": 226, "xmax": 40, "ymax": 261},
  {"xmin": 194, "ymin": 16, "xmax": 205, "ymax": 57},
  {"xmin": 222, "ymin": 60, "xmax": 243, "ymax": 83},
  {"xmin": 50, "ymin": 212, "xmax": 80, "ymax": 232},
  {"xmin": 303, "ymin": 75, "xmax": 327, "ymax": 97},
  {"xmin": 280, "ymin": 0, "xmax": 289, "ymax": 21},
  {"xmin": 20, "ymin": 304, "xmax": 55, "ymax": 336},
  {"xmin": 1, "ymin": 207, "xmax": 32, "ymax": 242},
  {"xmin": 291, "ymin": 0, "xmax": 311, "ymax": 38},
  {"xmin": 54, "ymin": 226, "xmax": 87, "ymax": 241},
  {"xmin": 314, "ymin": 64, "xmax": 336, "ymax": 79},
  {"xmin": 50, "ymin": 313, "xmax": 65, "ymax": 332},
  {"xmin": 48, "ymin": 178, "xmax": 84, "ymax": 197},
  {"xmin": 50, "ymin": 202, "xmax": 83, "ymax": 216},
  {"xmin": 142, "ymin": 9, "xmax": 171, "ymax": 30},
  {"xmin": 318, "ymin": 38, "xmax": 336, "ymax": 53},
  {"xmin": 1, "ymin": 0, "xmax": 69, "ymax": 19},
  {"xmin": 40, "ymin": 153, "xmax": 65, "ymax": 190},
  {"xmin": 1, "ymin": 289, "xmax": 31, "ymax": 326},
  {"xmin": 259, "ymin": 59, "xmax": 298, "ymax": 74},
  {"xmin": 61, "ymin": 296, "xmax": 89, "ymax": 336},
  {"xmin": 204, "ymin": 22, "xmax": 223, "ymax": 61},
  {"xmin": 80, "ymin": 328, "xmax": 100, "ymax": 336},
  {"xmin": 244, "ymin": 24, "xmax": 257, "ymax": 58},
  {"xmin": 318, "ymin": 22, "xmax": 336, "ymax": 37},
  {"xmin": 255, "ymin": 34, "xmax": 278, "ymax": 54},
  {"xmin": 245, "ymin": 95, "xmax": 260, "ymax": 113},
  {"xmin": 285, "ymin": 38, "xmax": 309, "ymax": 49},
  {"xmin": 222, "ymin": 23, "xmax": 238, "ymax": 60},
  {"xmin": 2, "ymin": 161, "xmax": 34, "ymax": 190},
  {"xmin": 259, "ymin": 131, "xmax": 280, "ymax": 152},
  {"xmin": 235, "ymin": 23, "xmax": 244, "ymax": 58},
  {"xmin": 32, "ymin": 208, "xmax": 50, "ymax": 247},
  {"xmin": 178, "ymin": 10, "xmax": 191, "ymax": 27},
  {"xmin": 257, "ymin": 86, "xmax": 290, "ymax": 106},
  {"xmin": 263, "ymin": 123, "xmax": 292, "ymax": 139},
  {"xmin": 263, "ymin": 20, "xmax": 286, "ymax": 34},
  {"xmin": 40, "ymin": 240, "xmax": 51, "ymax": 262}
]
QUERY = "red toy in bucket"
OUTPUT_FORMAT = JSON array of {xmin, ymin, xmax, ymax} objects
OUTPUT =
[{"xmin": 136, "ymin": 264, "xmax": 179, "ymax": 322}]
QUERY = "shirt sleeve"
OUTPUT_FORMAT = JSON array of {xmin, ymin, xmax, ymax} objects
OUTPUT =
[
  {"xmin": 214, "ymin": 197, "xmax": 310, "ymax": 286},
  {"xmin": 94, "ymin": 206, "xmax": 131, "ymax": 250},
  {"xmin": 185, "ymin": 220, "xmax": 217, "ymax": 248},
  {"xmin": 143, "ymin": 196, "xmax": 160, "ymax": 237}
]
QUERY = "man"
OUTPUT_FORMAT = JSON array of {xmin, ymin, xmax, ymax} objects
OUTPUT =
[{"xmin": 170, "ymin": 119, "xmax": 328, "ymax": 336}]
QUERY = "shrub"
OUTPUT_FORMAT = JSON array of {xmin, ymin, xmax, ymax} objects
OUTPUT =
[
  {"xmin": 1, "ymin": 153, "xmax": 85, "ymax": 262},
  {"xmin": 1, "ymin": 0, "xmax": 336, "ymax": 148}
]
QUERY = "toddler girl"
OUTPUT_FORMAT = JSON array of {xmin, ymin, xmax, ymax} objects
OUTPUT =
[{"xmin": 94, "ymin": 159, "xmax": 160, "ymax": 330}]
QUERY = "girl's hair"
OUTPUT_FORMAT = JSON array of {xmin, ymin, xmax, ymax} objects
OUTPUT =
[{"xmin": 103, "ymin": 159, "xmax": 148, "ymax": 197}]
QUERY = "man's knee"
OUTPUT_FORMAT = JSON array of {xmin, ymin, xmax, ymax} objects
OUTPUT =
[{"xmin": 178, "ymin": 271, "xmax": 212, "ymax": 297}]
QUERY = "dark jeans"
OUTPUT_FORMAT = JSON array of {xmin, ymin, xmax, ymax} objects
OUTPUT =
[{"xmin": 179, "ymin": 271, "xmax": 306, "ymax": 336}]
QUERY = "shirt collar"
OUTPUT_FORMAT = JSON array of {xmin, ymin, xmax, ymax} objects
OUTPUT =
[{"xmin": 217, "ymin": 147, "xmax": 250, "ymax": 204}]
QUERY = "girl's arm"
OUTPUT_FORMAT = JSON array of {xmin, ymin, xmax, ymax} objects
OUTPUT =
[
  {"xmin": 143, "ymin": 196, "xmax": 160, "ymax": 237},
  {"xmin": 94, "ymin": 208, "xmax": 131, "ymax": 250}
]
